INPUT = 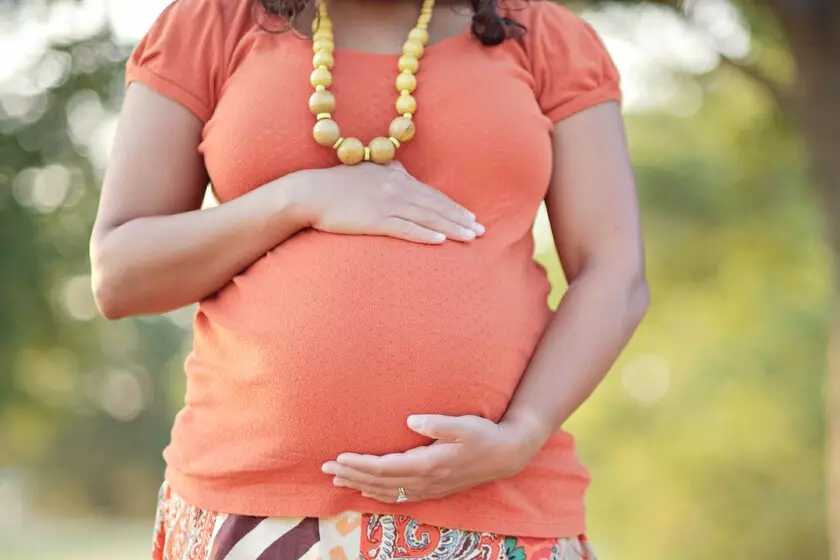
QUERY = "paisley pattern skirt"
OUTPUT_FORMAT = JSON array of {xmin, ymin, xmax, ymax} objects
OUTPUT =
[{"xmin": 152, "ymin": 482, "xmax": 595, "ymax": 560}]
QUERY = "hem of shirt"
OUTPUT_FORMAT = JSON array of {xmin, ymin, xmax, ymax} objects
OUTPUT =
[
  {"xmin": 545, "ymin": 84, "xmax": 622, "ymax": 124},
  {"xmin": 125, "ymin": 64, "xmax": 213, "ymax": 124},
  {"xmin": 164, "ymin": 467, "xmax": 588, "ymax": 539}
]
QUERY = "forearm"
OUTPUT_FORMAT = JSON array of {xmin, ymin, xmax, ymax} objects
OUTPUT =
[
  {"xmin": 91, "ymin": 175, "xmax": 309, "ymax": 319},
  {"xmin": 501, "ymin": 264, "xmax": 650, "ymax": 449}
]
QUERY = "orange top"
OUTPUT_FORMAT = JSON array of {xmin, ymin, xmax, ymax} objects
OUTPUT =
[{"xmin": 126, "ymin": 0, "xmax": 621, "ymax": 538}]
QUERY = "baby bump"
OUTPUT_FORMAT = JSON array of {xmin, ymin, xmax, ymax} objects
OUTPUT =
[{"xmin": 173, "ymin": 231, "xmax": 550, "ymax": 474}]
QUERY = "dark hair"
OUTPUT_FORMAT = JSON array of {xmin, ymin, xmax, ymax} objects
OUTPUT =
[{"xmin": 256, "ymin": 0, "xmax": 525, "ymax": 46}]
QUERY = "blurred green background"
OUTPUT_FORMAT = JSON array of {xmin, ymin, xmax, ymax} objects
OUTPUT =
[{"xmin": 2, "ymin": 0, "xmax": 839, "ymax": 558}]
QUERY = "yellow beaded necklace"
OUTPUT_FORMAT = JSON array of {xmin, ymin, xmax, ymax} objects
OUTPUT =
[{"xmin": 309, "ymin": 0, "xmax": 435, "ymax": 165}]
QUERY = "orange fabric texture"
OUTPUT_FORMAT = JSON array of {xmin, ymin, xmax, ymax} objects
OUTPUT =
[{"xmin": 126, "ymin": 0, "xmax": 621, "ymax": 538}]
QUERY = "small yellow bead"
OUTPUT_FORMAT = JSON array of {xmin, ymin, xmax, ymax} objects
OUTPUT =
[
  {"xmin": 313, "ymin": 29, "xmax": 333, "ymax": 42},
  {"xmin": 313, "ymin": 50, "xmax": 334, "ymax": 69},
  {"xmin": 368, "ymin": 136, "xmax": 396, "ymax": 164},
  {"xmin": 408, "ymin": 28, "xmax": 430, "ymax": 46},
  {"xmin": 337, "ymin": 137, "xmax": 365, "ymax": 165},
  {"xmin": 396, "ymin": 73, "xmax": 417, "ymax": 93},
  {"xmin": 310, "ymin": 66, "xmax": 333, "ymax": 88},
  {"xmin": 313, "ymin": 119, "xmax": 341, "ymax": 147},
  {"xmin": 364, "ymin": 147, "xmax": 371, "ymax": 161},
  {"xmin": 333, "ymin": 137, "xmax": 344, "ymax": 149},
  {"xmin": 396, "ymin": 94, "xmax": 417, "ymax": 115},
  {"xmin": 389, "ymin": 117, "xmax": 416, "ymax": 143},
  {"xmin": 403, "ymin": 113, "xmax": 413, "ymax": 120},
  {"xmin": 313, "ymin": 39, "xmax": 334, "ymax": 53},
  {"xmin": 403, "ymin": 40, "xmax": 424, "ymax": 58},
  {"xmin": 316, "ymin": 84, "xmax": 325, "ymax": 92},
  {"xmin": 398, "ymin": 55, "xmax": 419, "ymax": 73},
  {"xmin": 316, "ymin": 112, "xmax": 331, "ymax": 120},
  {"xmin": 309, "ymin": 90, "xmax": 335, "ymax": 114},
  {"xmin": 313, "ymin": 19, "xmax": 332, "ymax": 33},
  {"xmin": 388, "ymin": 136, "xmax": 401, "ymax": 148}
]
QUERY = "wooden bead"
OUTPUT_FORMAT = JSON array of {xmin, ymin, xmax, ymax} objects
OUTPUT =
[
  {"xmin": 395, "ymin": 72, "xmax": 417, "ymax": 93},
  {"xmin": 309, "ymin": 90, "xmax": 335, "ymax": 114},
  {"xmin": 312, "ymin": 119, "xmax": 340, "ymax": 147},
  {"xmin": 313, "ymin": 39, "xmax": 334, "ymax": 53},
  {"xmin": 313, "ymin": 50, "xmax": 334, "ymax": 69},
  {"xmin": 310, "ymin": 66, "xmax": 333, "ymax": 88},
  {"xmin": 396, "ymin": 94, "xmax": 417, "ymax": 115},
  {"xmin": 337, "ymin": 137, "xmax": 365, "ymax": 165},
  {"xmin": 408, "ymin": 28, "xmax": 429, "ymax": 46},
  {"xmin": 369, "ymin": 136, "xmax": 396, "ymax": 164},
  {"xmin": 398, "ymin": 55, "xmax": 419, "ymax": 73},
  {"xmin": 389, "ymin": 117, "xmax": 416, "ymax": 143},
  {"xmin": 402, "ymin": 40, "xmax": 424, "ymax": 58}
]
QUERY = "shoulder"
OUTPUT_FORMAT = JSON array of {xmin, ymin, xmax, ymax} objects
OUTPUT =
[
  {"xmin": 504, "ymin": 0, "xmax": 595, "ymax": 39},
  {"xmin": 147, "ymin": 0, "xmax": 255, "ymax": 44}
]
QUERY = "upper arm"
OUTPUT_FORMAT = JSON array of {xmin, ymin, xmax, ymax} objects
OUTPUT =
[
  {"xmin": 92, "ymin": 0, "xmax": 250, "ymax": 242},
  {"xmin": 546, "ymin": 102, "xmax": 643, "ymax": 283},
  {"xmin": 92, "ymin": 83, "xmax": 208, "ymax": 239},
  {"xmin": 523, "ymin": 3, "xmax": 642, "ymax": 282}
]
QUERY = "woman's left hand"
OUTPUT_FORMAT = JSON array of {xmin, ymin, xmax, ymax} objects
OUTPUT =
[{"xmin": 321, "ymin": 414, "xmax": 549, "ymax": 503}]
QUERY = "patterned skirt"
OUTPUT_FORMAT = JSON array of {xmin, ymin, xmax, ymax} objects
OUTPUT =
[{"xmin": 152, "ymin": 482, "xmax": 596, "ymax": 560}]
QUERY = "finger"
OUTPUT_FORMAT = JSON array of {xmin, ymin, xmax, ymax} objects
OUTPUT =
[
  {"xmin": 407, "ymin": 414, "xmax": 481, "ymax": 441},
  {"xmin": 395, "ymin": 204, "xmax": 476, "ymax": 242},
  {"xmin": 400, "ymin": 180, "xmax": 484, "ymax": 234},
  {"xmin": 362, "ymin": 490, "xmax": 404, "ymax": 504},
  {"xmin": 377, "ymin": 217, "xmax": 446, "ymax": 245},
  {"xmin": 337, "ymin": 445, "xmax": 446, "ymax": 477},
  {"xmin": 321, "ymin": 462, "xmax": 415, "ymax": 489},
  {"xmin": 332, "ymin": 477, "xmax": 411, "ymax": 503}
]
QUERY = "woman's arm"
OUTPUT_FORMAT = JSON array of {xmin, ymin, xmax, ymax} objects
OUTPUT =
[
  {"xmin": 500, "ymin": 100, "xmax": 649, "ymax": 453},
  {"xmin": 92, "ymin": 84, "xmax": 483, "ymax": 320},
  {"xmin": 320, "ymin": 101, "xmax": 648, "ymax": 502},
  {"xmin": 90, "ymin": 83, "xmax": 311, "ymax": 319}
]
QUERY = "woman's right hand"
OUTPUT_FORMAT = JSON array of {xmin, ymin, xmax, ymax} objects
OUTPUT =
[{"xmin": 293, "ymin": 161, "xmax": 484, "ymax": 244}]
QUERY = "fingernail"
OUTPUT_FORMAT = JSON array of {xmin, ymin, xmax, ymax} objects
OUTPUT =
[
  {"xmin": 407, "ymin": 415, "xmax": 424, "ymax": 430},
  {"xmin": 432, "ymin": 232, "xmax": 446, "ymax": 243},
  {"xmin": 321, "ymin": 463, "xmax": 335, "ymax": 474},
  {"xmin": 467, "ymin": 211, "xmax": 476, "ymax": 220},
  {"xmin": 473, "ymin": 223, "xmax": 485, "ymax": 235},
  {"xmin": 460, "ymin": 227, "xmax": 476, "ymax": 240}
]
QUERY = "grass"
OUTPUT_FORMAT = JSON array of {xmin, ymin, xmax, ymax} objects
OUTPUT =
[{"xmin": 0, "ymin": 519, "xmax": 150, "ymax": 560}]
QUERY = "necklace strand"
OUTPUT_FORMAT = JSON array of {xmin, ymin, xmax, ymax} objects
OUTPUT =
[{"xmin": 309, "ymin": 0, "xmax": 435, "ymax": 165}]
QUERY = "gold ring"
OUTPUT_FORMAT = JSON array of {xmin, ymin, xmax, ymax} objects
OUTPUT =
[{"xmin": 396, "ymin": 487, "xmax": 408, "ymax": 503}]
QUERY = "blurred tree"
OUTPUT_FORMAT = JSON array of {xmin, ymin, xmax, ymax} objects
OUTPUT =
[{"xmin": 581, "ymin": 0, "xmax": 840, "ymax": 555}]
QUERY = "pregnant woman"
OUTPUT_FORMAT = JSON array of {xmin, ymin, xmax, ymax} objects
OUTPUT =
[{"xmin": 91, "ymin": 0, "xmax": 648, "ymax": 558}]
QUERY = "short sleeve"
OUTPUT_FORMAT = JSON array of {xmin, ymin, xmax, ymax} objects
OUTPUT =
[
  {"xmin": 523, "ymin": 2, "xmax": 622, "ymax": 123},
  {"xmin": 126, "ymin": 0, "xmax": 240, "ymax": 123}
]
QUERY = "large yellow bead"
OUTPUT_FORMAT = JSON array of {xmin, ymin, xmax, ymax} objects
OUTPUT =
[
  {"xmin": 310, "ymin": 66, "xmax": 332, "ymax": 88},
  {"xmin": 396, "ymin": 94, "xmax": 417, "ymax": 115},
  {"xmin": 309, "ymin": 90, "xmax": 335, "ymax": 114},
  {"xmin": 395, "ymin": 72, "xmax": 417, "ymax": 93},
  {"xmin": 408, "ymin": 28, "xmax": 429, "ymax": 46},
  {"xmin": 398, "ymin": 55, "xmax": 419, "ymax": 73},
  {"xmin": 313, "ymin": 50, "xmax": 334, "ymax": 69},
  {"xmin": 313, "ymin": 39, "xmax": 334, "ymax": 53},
  {"xmin": 337, "ymin": 137, "xmax": 365, "ymax": 165},
  {"xmin": 402, "ymin": 40, "xmax": 424, "ymax": 58},
  {"xmin": 368, "ymin": 137, "xmax": 396, "ymax": 164},
  {"xmin": 312, "ymin": 119, "xmax": 340, "ymax": 147},
  {"xmin": 389, "ymin": 117, "xmax": 416, "ymax": 143}
]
